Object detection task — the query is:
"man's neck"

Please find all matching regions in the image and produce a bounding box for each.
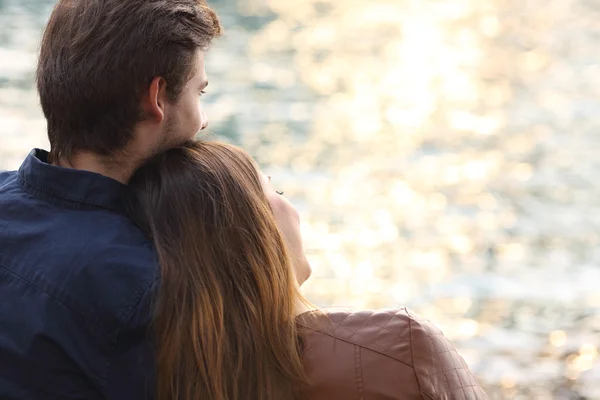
[54,151,138,184]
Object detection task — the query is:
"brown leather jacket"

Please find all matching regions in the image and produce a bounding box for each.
[297,308,488,400]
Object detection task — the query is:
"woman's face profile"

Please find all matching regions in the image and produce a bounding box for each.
[260,173,311,285]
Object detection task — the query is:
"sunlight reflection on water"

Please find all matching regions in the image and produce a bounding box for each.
[2,0,600,397]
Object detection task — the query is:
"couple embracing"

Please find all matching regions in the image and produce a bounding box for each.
[0,1,487,399]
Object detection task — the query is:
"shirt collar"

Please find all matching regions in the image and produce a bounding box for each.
[18,149,129,213]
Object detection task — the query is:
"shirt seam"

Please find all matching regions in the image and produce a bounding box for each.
[17,174,121,213]
[101,276,159,387]
[0,261,106,335]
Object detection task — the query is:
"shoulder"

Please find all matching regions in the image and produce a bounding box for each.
[298,308,413,363]
[0,198,158,339]
[72,223,158,331]
[400,311,487,399]
[0,170,17,189]
[298,308,487,400]
[36,225,159,348]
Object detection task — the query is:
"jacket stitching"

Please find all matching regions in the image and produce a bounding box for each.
[297,322,415,370]
[453,350,467,400]
[354,345,364,400]
[408,309,440,400]
[408,311,421,399]
[426,325,453,399]
[347,312,376,342]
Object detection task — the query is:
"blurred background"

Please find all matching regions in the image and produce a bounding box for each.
[1,0,599,398]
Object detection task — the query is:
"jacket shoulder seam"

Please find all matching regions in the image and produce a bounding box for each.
[420,389,437,399]
[298,321,415,370]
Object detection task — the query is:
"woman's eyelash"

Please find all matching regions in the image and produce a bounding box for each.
[276,191,284,195]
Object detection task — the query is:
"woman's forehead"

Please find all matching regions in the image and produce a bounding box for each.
[259,172,270,185]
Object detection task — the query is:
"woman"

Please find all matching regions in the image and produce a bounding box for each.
[129,141,487,400]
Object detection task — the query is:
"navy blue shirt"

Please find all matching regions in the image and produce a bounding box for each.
[0,149,158,399]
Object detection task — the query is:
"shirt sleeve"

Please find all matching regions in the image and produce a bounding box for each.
[407,310,488,400]
[103,280,157,400]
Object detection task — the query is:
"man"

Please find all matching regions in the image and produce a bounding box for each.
[0,0,222,398]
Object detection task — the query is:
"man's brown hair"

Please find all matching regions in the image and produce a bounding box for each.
[37,0,222,161]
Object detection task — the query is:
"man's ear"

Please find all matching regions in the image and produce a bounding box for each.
[141,77,167,123]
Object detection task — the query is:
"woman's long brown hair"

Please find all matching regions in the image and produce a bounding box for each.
[128,141,309,400]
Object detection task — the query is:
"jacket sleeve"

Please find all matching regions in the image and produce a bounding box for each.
[407,311,488,400]
[103,281,157,400]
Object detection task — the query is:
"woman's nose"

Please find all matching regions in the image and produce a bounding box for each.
[200,109,208,130]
